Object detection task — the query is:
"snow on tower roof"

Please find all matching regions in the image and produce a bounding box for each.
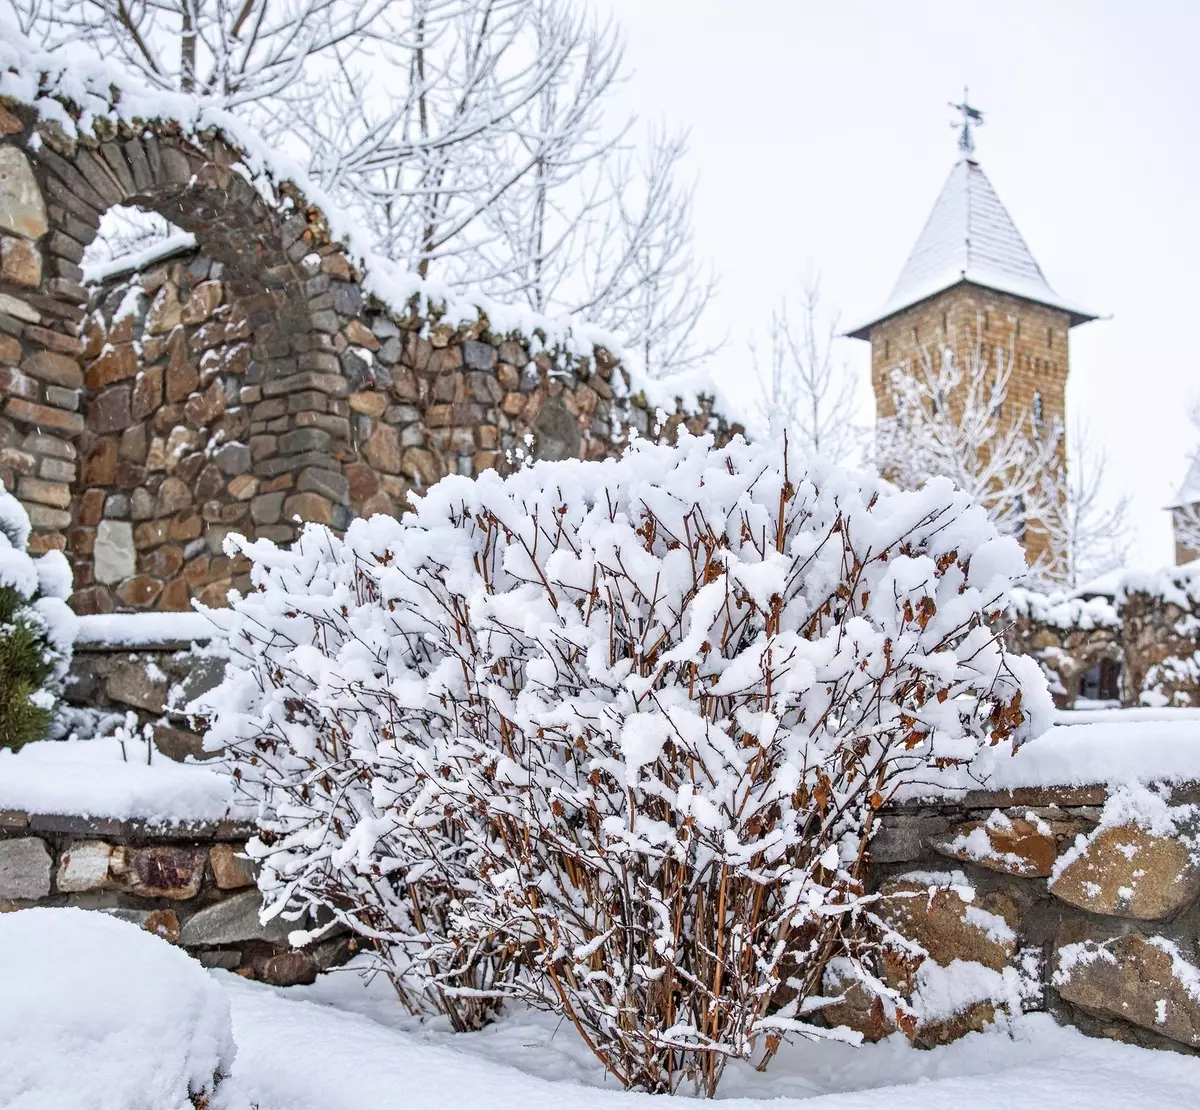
[1168,452,1200,510]
[847,158,1098,340]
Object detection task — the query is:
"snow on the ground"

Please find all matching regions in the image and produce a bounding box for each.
[0,908,241,1110]
[0,736,235,822]
[219,960,1200,1110]
[897,708,1200,798]
[74,610,222,647]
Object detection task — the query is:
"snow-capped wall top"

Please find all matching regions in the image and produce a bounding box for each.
[1169,452,1200,511]
[0,31,725,417]
[1120,560,1200,609]
[847,158,1097,339]
[1008,586,1120,631]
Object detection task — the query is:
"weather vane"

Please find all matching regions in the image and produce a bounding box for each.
[950,87,984,157]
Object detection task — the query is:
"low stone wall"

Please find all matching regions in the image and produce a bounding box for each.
[62,629,225,758]
[865,783,1200,1052]
[0,811,356,984]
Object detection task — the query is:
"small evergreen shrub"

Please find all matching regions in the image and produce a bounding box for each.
[0,483,75,751]
[203,434,1051,1094]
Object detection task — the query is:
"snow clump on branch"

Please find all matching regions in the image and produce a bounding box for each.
[197,433,1051,1095]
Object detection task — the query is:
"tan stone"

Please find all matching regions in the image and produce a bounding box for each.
[210,843,255,890]
[0,235,41,286]
[156,476,194,515]
[284,491,333,526]
[878,875,1017,973]
[1049,824,1200,920]
[0,147,48,239]
[228,474,259,501]
[146,282,182,335]
[1053,930,1200,1048]
[84,342,138,389]
[348,391,389,417]
[0,105,21,136]
[933,816,1057,878]
[180,280,223,324]
[345,318,380,350]
[362,422,402,474]
[401,447,441,486]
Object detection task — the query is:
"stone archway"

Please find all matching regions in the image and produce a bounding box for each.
[0,99,356,610]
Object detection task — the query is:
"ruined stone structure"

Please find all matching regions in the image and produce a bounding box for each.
[0,85,728,615]
[1004,567,1200,709]
[847,127,1097,567]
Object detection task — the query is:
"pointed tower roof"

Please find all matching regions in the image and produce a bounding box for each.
[847,157,1098,340]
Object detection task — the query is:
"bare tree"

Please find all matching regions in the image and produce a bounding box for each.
[875,320,1062,552]
[8,0,389,105]
[1171,401,1200,563]
[1039,423,1132,589]
[752,281,861,463]
[10,0,717,377]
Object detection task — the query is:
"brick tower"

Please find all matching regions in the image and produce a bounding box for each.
[847,98,1097,567]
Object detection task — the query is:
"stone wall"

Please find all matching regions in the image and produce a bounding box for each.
[0,811,354,985]
[1121,569,1200,708]
[1,93,734,614]
[861,782,1200,1053]
[1004,589,1123,708]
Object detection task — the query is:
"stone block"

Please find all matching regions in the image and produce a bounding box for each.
[213,441,251,475]
[878,874,1017,973]
[462,339,497,371]
[297,467,349,504]
[22,349,83,389]
[178,889,299,946]
[94,519,135,584]
[1050,822,1200,919]
[934,814,1058,877]
[1053,930,1200,1049]
[362,422,401,473]
[209,843,255,890]
[88,384,133,434]
[284,491,332,525]
[0,837,52,901]
[0,235,42,286]
[103,656,169,713]
[112,845,207,900]
[0,147,48,239]
[57,840,119,892]
[250,491,285,525]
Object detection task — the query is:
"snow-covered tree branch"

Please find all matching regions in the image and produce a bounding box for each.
[1038,423,1132,589]
[9,0,717,377]
[875,321,1062,561]
[752,281,861,463]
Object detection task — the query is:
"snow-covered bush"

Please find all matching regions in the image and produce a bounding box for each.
[202,434,1049,1094]
[0,483,75,750]
[0,907,243,1110]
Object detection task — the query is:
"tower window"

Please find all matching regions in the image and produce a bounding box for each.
[1047,326,1053,349]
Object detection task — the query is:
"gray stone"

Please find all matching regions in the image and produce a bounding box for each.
[196,949,242,970]
[400,424,426,447]
[462,340,497,371]
[0,146,49,239]
[45,385,81,411]
[130,487,155,520]
[104,656,169,713]
[532,395,581,461]
[167,651,227,712]
[213,441,251,475]
[250,492,285,525]
[104,493,130,518]
[94,519,135,584]
[279,428,331,455]
[332,282,362,316]
[178,889,300,946]
[297,467,349,504]
[377,336,402,365]
[0,837,52,901]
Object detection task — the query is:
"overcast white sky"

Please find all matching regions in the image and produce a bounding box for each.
[599,0,1199,569]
